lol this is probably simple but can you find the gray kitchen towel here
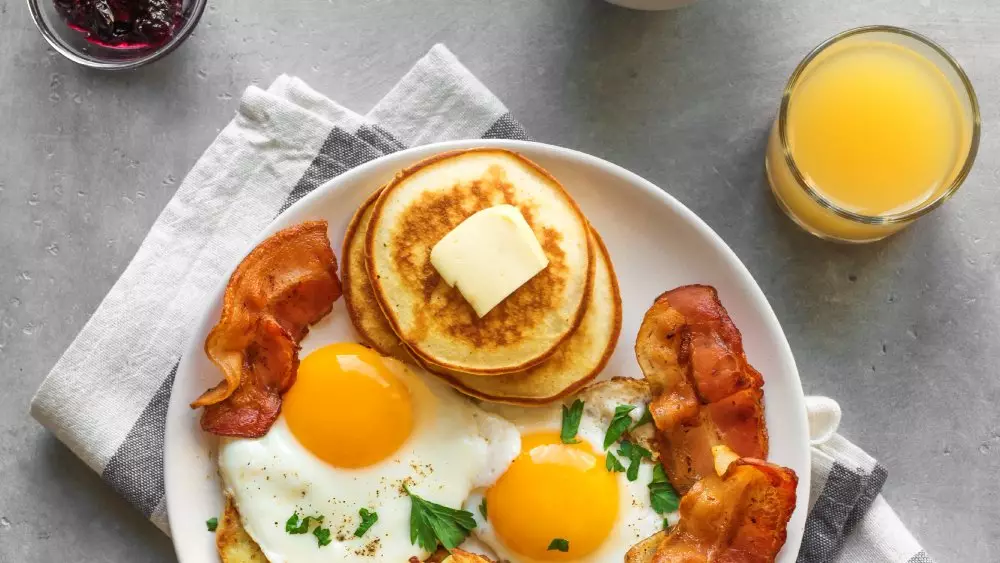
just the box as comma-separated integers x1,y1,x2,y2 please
30,44,927,563
799,401,933,563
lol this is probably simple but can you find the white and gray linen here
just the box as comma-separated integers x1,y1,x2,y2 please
30,44,930,563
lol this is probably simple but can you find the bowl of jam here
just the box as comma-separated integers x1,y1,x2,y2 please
27,0,207,69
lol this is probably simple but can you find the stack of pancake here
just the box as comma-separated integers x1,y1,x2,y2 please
342,148,622,404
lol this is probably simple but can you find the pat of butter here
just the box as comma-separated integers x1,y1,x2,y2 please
430,205,549,317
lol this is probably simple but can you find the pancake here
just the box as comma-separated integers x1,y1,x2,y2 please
365,148,593,374
344,192,619,403
341,187,411,361
422,230,621,404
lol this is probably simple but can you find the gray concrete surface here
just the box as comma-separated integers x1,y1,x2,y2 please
1,0,997,561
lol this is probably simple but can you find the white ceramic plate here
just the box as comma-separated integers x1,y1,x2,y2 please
165,139,809,562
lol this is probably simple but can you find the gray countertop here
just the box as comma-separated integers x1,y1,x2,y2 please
1,0,997,561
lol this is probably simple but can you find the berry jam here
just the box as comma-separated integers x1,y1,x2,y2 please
53,0,183,49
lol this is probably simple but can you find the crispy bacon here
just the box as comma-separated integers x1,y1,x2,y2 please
191,221,342,437
650,459,797,563
635,285,768,492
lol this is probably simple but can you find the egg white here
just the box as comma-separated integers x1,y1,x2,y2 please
218,358,520,563
463,392,666,563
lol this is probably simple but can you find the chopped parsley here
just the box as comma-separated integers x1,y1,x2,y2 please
603,404,636,449
618,440,653,481
560,399,585,444
605,451,626,473
205,517,218,532
285,512,324,535
649,463,681,514
618,439,652,482
354,508,378,537
286,512,332,547
479,498,488,520
548,538,570,552
313,526,332,547
404,484,477,551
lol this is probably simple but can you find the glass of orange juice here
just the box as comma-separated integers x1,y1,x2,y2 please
765,26,980,243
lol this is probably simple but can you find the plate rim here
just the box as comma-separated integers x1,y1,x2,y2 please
164,138,810,561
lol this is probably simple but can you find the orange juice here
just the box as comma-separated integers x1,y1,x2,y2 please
766,27,979,242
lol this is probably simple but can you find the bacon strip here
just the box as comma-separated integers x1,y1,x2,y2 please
649,459,797,563
191,221,342,437
635,285,768,492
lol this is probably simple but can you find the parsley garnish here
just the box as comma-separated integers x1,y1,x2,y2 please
286,512,332,546
605,451,626,472
354,508,378,537
206,517,218,532
404,484,477,551
548,538,570,552
649,463,680,514
479,498,488,520
632,405,653,430
313,526,332,547
604,405,636,449
560,399,585,444
285,512,324,534
618,439,652,482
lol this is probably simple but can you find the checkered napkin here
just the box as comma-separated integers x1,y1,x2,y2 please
29,44,929,563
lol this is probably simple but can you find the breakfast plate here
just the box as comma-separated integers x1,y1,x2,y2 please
164,139,810,562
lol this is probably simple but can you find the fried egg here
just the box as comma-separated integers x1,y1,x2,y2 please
218,343,520,563
464,381,665,562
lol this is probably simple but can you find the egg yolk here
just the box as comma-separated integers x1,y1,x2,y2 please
283,343,413,468
485,431,619,560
